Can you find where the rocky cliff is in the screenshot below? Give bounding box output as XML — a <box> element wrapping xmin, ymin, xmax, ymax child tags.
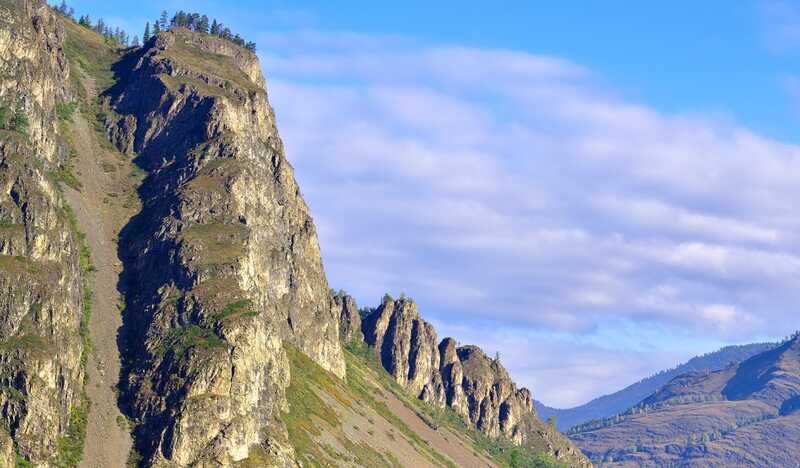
<box><xmin>99</xmin><ymin>27</ymin><xmax>347</xmax><ymax>465</ymax></box>
<box><xmin>0</xmin><ymin>0</ymin><xmax>87</xmax><ymax>464</ymax></box>
<box><xmin>356</xmin><ymin>295</ymin><xmax>591</xmax><ymax>467</ymax></box>
<box><xmin>2</xmin><ymin>4</ymin><xmax>595</xmax><ymax>466</ymax></box>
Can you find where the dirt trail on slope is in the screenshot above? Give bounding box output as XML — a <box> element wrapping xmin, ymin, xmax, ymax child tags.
<box><xmin>62</xmin><ymin>71</ymin><xmax>142</xmax><ymax>468</ymax></box>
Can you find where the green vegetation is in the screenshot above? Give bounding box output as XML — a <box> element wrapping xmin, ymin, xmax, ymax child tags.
<box><xmin>55</xmin><ymin>395</ymin><xmax>90</xmax><ymax>467</ymax></box>
<box><xmin>0</xmin><ymin>335</ymin><xmax>50</xmax><ymax>354</ymax></box>
<box><xmin>57</xmin><ymin>102</ymin><xmax>77</xmax><ymax>122</ymax></box>
<box><xmin>343</xmin><ymin>344</ymin><xmax>455</xmax><ymax>467</ymax></box>
<box><xmin>159</xmin><ymin>10</ymin><xmax>256</xmax><ymax>51</ymax></box>
<box><xmin>52</xmin><ymin>203</ymin><xmax>94</xmax><ymax>468</ymax></box>
<box><xmin>49</xmin><ymin>165</ymin><xmax>82</xmax><ymax>191</ymax></box>
<box><xmin>10</xmin><ymin>110</ymin><xmax>28</xmax><ymax>134</ymax></box>
<box><xmin>0</xmin><ymin>106</ymin><xmax>29</xmax><ymax>134</ymax></box>
<box><xmin>283</xmin><ymin>345</ymin><xmax>409</xmax><ymax>468</ymax></box>
<box><xmin>158</xmin><ymin>325</ymin><xmax>227</xmax><ymax>358</ymax></box>
<box><xmin>15</xmin><ymin>455</ymin><xmax>32</xmax><ymax>468</ymax></box>
<box><xmin>344</xmin><ymin>341</ymin><xmax>567</xmax><ymax>468</ymax></box>
<box><xmin>208</xmin><ymin>299</ymin><xmax>259</xmax><ymax>322</ymax></box>
<box><xmin>63</xmin><ymin>20</ymin><xmax>119</xmax><ymax>91</ymax></box>
<box><xmin>0</xmin><ymin>255</ymin><xmax>43</xmax><ymax>276</ymax></box>
<box><xmin>161</xmin><ymin>36</ymin><xmax>260</xmax><ymax>95</ymax></box>
<box><xmin>57</xmin><ymin>1</ymin><xmax>133</xmax><ymax>47</ymax></box>
<box><xmin>182</xmin><ymin>223</ymin><xmax>249</xmax><ymax>266</ymax></box>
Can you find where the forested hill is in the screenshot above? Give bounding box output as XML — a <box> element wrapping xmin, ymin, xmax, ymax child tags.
<box><xmin>536</xmin><ymin>342</ymin><xmax>776</xmax><ymax>431</ymax></box>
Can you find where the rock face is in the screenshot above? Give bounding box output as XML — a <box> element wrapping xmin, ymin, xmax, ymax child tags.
<box><xmin>362</xmin><ymin>297</ymin><xmax>445</xmax><ymax>403</ymax></box>
<box><xmin>571</xmin><ymin>335</ymin><xmax>800</xmax><ymax>467</ymax></box>
<box><xmin>104</xmin><ymin>28</ymin><xmax>344</xmax><ymax>465</ymax></box>
<box><xmin>0</xmin><ymin>0</ymin><xmax>86</xmax><ymax>463</ymax></box>
<box><xmin>358</xmin><ymin>296</ymin><xmax>591</xmax><ymax>466</ymax></box>
<box><xmin>333</xmin><ymin>291</ymin><xmax>362</xmax><ymax>344</ymax></box>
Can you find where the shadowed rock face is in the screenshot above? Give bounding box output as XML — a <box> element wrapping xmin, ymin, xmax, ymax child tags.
<box><xmin>0</xmin><ymin>0</ymin><xmax>86</xmax><ymax>464</ymax></box>
<box><xmin>357</xmin><ymin>296</ymin><xmax>591</xmax><ymax>467</ymax></box>
<box><xmin>571</xmin><ymin>335</ymin><xmax>800</xmax><ymax>467</ymax></box>
<box><xmin>100</xmin><ymin>27</ymin><xmax>344</xmax><ymax>465</ymax></box>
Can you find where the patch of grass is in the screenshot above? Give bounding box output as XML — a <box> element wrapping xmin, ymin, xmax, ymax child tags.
<box><xmin>15</xmin><ymin>454</ymin><xmax>32</xmax><ymax>468</ymax></box>
<box><xmin>55</xmin><ymin>394</ymin><xmax>90</xmax><ymax>467</ymax></box>
<box><xmin>57</xmin><ymin>102</ymin><xmax>77</xmax><ymax>122</ymax></box>
<box><xmin>283</xmin><ymin>345</ymin><xmax>408</xmax><ymax>467</ymax></box>
<box><xmin>157</xmin><ymin>325</ymin><xmax>228</xmax><ymax>358</ymax></box>
<box><xmin>163</xmin><ymin>34</ymin><xmax>261</xmax><ymax>94</ymax></box>
<box><xmin>208</xmin><ymin>299</ymin><xmax>259</xmax><ymax>322</ymax></box>
<box><xmin>62</xmin><ymin>20</ymin><xmax>118</xmax><ymax>90</ymax></box>
<box><xmin>0</xmin><ymin>335</ymin><xmax>50</xmax><ymax>354</ymax></box>
<box><xmin>49</xmin><ymin>165</ymin><xmax>82</xmax><ymax>191</ymax></box>
<box><xmin>182</xmin><ymin>223</ymin><xmax>249</xmax><ymax>266</ymax></box>
<box><xmin>343</xmin><ymin>346</ymin><xmax>455</xmax><ymax>467</ymax></box>
<box><xmin>234</xmin><ymin>446</ymin><xmax>278</xmax><ymax>467</ymax></box>
<box><xmin>0</xmin><ymin>255</ymin><xmax>47</xmax><ymax>276</ymax></box>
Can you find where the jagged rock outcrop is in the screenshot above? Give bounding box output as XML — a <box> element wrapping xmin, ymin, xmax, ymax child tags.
<box><xmin>333</xmin><ymin>291</ymin><xmax>362</xmax><ymax>344</ymax></box>
<box><xmin>357</xmin><ymin>296</ymin><xmax>591</xmax><ymax>466</ymax></box>
<box><xmin>0</xmin><ymin>0</ymin><xmax>87</xmax><ymax>464</ymax></box>
<box><xmin>103</xmin><ymin>27</ymin><xmax>344</xmax><ymax>465</ymax></box>
<box><xmin>362</xmin><ymin>297</ymin><xmax>446</xmax><ymax>403</ymax></box>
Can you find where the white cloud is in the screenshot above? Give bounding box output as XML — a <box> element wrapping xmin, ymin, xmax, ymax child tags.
<box><xmin>260</xmin><ymin>30</ymin><xmax>800</xmax><ymax>405</ymax></box>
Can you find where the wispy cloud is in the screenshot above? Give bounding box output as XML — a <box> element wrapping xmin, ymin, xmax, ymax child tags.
<box><xmin>257</xmin><ymin>29</ymin><xmax>800</xmax><ymax>407</ymax></box>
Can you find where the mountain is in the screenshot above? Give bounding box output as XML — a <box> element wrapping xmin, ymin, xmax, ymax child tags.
<box><xmin>569</xmin><ymin>334</ymin><xmax>800</xmax><ymax>466</ymax></box>
<box><xmin>536</xmin><ymin>342</ymin><xmax>776</xmax><ymax>431</ymax></box>
<box><xmin>0</xmin><ymin>2</ymin><xmax>588</xmax><ymax>466</ymax></box>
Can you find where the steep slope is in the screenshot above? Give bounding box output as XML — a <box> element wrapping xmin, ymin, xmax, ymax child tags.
<box><xmin>92</xmin><ymin>28</ymin><xmax>347</xmax><ymax>465</ymax></box>
<box><xmin>0</xmin><ymin>1</ymin><xmax>89</xmax><ymax>465</ymax></box>
<box><xmin>570</xmin><ymin>335</ymin><xmax>800</xmax><ymax>466</ymax></box>
<box><xmin>352</xmin><ymin>294</ymin><xmax>591</xmax><ymax>467</ymax></box>
<box><xmin>58</xmin><ymin>18</ymin><xmax>144</xmax><ymax>466</ymax></box>
<box><xmin>536</xmin><ymin>342</ymin><xmax>776</xmax><ymax>431</ymax></box>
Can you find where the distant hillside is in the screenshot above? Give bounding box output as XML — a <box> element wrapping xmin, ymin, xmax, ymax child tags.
<box><xmin>569</xmin><ymin>334</ymin><xmax>800</xmax><ymax>466</ymax></box>
<box><xmin>536</xmin><ymin>342</ymin><xmax>776</xmax><ymax>431</ymax></box>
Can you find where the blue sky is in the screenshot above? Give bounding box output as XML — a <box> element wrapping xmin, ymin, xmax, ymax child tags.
<box><xmin>58</xmin><ymin>0</ymin><xmax>800</xmax><ymax>407</ymax></box>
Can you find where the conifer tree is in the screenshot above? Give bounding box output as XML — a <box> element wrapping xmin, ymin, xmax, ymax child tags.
<box><xmin>159</xmin><ymin>10</ymin><xmax>168</xmax><ymax>31</ymax></box>
<box><xmin>143</xmin><ymin>22</ymin><xmax>151</xmax><ymax>42</ymax></box>
<box><xmin>197</xmin><ymin>15</ymin><xmax>209</xmax><ymax>34</ymax></box>
<box><xmin>132</xmin><ymin>35</ymin><xmax>140</xmax><ymax>47</ymax></box>
<box><xmin>209</xmin><ymin>19</ymin><xmax>220</xmax><ymax>35</ymax></box>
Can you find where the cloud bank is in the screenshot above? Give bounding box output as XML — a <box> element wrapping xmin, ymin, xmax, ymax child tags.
<box><xmin>257</xmin><ymin>31</ymin><xmax>800</xmax><ymax>407</ymax></box>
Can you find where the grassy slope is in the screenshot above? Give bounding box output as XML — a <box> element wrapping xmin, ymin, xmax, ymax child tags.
<box><xmin>244</xmin><ymin>342</ymin><xmax>567</xmax><ymax>468</ymax></box>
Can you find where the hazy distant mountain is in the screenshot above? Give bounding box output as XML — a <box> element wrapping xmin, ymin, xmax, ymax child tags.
<box><xmin>536</xmin><ymin>342</ymin><xmax>776</xmax><ymax>431</ymax></box>
<box><xmin>569</xmin><ymin>334</ymin><xmax>800</xmax><ymax>466</ymax></box>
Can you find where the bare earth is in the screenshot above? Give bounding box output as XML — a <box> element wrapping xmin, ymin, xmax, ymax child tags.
<box><xmin>379</xmin><ymin>389</ymin><xmax>495</xmax><ymax>468</ymax></box>
<box><xmin>62</xmin><ymin>71</ymin><xmax>141</xmax><ymax>467</ymax></box>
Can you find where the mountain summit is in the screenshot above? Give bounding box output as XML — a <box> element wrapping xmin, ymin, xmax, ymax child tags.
<box><xmin>571</xmin><ymin>334</ymin><xmax>800</xmax><ymax>466</ymax></box>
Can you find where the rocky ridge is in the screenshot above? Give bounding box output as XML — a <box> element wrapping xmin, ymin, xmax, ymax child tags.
<box><xmin>536</xmin><ymin>342</ymin><xmax>777</xmax><ymax>432</ymax></box>
<box><xmin>571</xmin><ymin>334</ymin><xmax>800</xmax><ymax>466</ymax></box>
<box><xmin>345</xmin><ymin>294</ymin><xmax>591</xmax><ymax>467</ymax></box>
<box><xmin>0</xmin><ymin>0</ymin><xmax>87</xmax><ymax>464</ymax></box>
